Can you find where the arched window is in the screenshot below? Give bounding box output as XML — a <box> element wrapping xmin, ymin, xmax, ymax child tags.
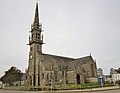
<box><xmin>47</xmin><ymin>73</ymin><xmax>49</xmax><ymax>80</ymax></box>
<box><xmin>54</xmin><ymin>71</ymin><xmax>57</xmax><ymax>82</ymax></box>
<box><xmin>42</xmin><ymin>73</ymin><xmax>44</xmax><ymax>79</ymax></box>
<box><xmin>37</xmin><ymin>45</ymin><xmax>39</xmax><ymax>50</ymax></box>
<box><xmin>50</xmin><ymin>72</ymin><xmax>53</xmax><ymax>79</ymax></box>
<box><xmin>62</xmin><ymin>71</ymin><xmax>64</xmax><ymax>78</ymax></box>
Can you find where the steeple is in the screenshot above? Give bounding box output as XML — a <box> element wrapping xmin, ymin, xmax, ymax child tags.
<box><xmin>27</xmin><ymin>1</ymin><xmax>44</xmax><ymax>86</ymax></box>
<box><xmin>32</xmin><ymin>2</ymin><xmax>40</xmax><ymax>30</ymax></box>
<box><xmin>29</xmin><ymin>2</ymin><xmax>43</xmax><ymax>45</ymax></box>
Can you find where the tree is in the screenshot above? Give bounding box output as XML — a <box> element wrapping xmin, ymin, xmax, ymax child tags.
<box><xmin>0</xmin><ymin>66</ymin><xmax>23</xmax><ymax>85</ymax></box>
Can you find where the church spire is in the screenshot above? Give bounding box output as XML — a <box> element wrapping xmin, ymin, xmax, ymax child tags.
<box><xmin>29</xmin><ymin>1</ymin><xmax>43</xmax><ymax>45</ymax></box>
<box><xmin>32</xmin><ymin>2</ymin><xmax>40</xmax><ymax>30</ymax></box>
<box><xmin>27</xmin><ymin>1</ymin><xmax>44</xmax><ymax>86</ymax></box>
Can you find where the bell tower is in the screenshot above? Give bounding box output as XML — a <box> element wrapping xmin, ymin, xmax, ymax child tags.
<box><xmin>27</xmin><ymin>2</ymin><xmax>43</xmax><ymax>86</ymax></box>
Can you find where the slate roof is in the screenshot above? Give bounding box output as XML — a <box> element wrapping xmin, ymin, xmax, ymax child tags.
<box><xmin>77</xmin><ymin>56</ymin><xmax>93</xmax><ymax>64</ymax></box>
<box><xmin>41</xmin><ymin>53</ymin><xmax>94</xmax><ymax>71</ymax></box>
<box><xmin>43</xmin><ymin>53</ymin><xmax>75</xmax><ymax>63</ymax></box>
<box><xmin>64</xmin><ymin>56</ymin><xmax>93</xmax><ymax>71</ymax></box>
<box><xmin>41</xmin><ymin>53</ymin><xmax>75</xmax><ymax>70</ymax></box>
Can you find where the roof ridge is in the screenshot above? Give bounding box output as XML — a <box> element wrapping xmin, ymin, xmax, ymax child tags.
<box><xmin>76</xmin><ymin>55</ymin><xmax>91</xmax><ymax>59</ymax></box>
<box><xmin>43</xmin><ymin>53</ymin><xmax>75</xmax><ymax>60</ymax></box>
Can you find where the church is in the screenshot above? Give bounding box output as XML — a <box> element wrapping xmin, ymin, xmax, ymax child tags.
<box><xmin>26</xmin><ymin>2</ymin><xmax>98</xmax><ymax>86</ymax></box>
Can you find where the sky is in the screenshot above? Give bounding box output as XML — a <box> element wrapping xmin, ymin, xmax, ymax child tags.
<box><xmin>0</xmin><ymin>0</ymin><xmax>120</xmax><ymax>77</ymax></box>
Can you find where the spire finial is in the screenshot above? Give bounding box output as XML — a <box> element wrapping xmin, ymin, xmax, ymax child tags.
<box><xmin>90</xmin><ymin>53</ymin><xmax>91</xmax><ymax>56</ymax></box>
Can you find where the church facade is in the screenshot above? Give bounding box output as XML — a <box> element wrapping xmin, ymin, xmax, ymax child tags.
<box><xmin>26</xmin><ymin>2</ymin><xmax>98</xmax><ymax>86</ymax></box>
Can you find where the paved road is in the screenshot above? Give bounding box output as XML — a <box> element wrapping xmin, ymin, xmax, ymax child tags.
<box><xmin>0</xmin><ymin>89</ymin><xmax>120</xmax><ymax>93</ymax></box>
<box><xmin>91</xmin><ymin>89</ymin><xmax>120</xmax><ymax>93</ymax></box>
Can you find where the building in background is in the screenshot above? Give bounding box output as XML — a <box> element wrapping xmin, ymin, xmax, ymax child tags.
<box><xmin>104</xmin><ymin>75</ymin><xmax>112</xmax><ymax>84</ymax></box>
<box><xmin>110</xmin><ymin>68</ymin><xmax>116</xmax><ymax>75</ymax></box>
<box><xmin>112</xmin><ymin>74</ymin><xmax>120</xmax><ymax>84</ymax></box>
<box><xmin>97</xmin><ymin>68</ymin><xmax>103</xmax><ymax>76</ymax></box>
<box><xmin>97</xmin><ymin>68</ymin><xmax>105</xmax><ymax>86</ymax></box>
<box><xmin>110</xmin><ymin>68</ymin><xmax>120</xmax><ymax>85</ymax></box>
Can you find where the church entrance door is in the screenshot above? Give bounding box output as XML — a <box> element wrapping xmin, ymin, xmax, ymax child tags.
<box><xmin>76</xmin><ymin>74</ymin><xmax>80</xmax><ymax>84</ymax></box>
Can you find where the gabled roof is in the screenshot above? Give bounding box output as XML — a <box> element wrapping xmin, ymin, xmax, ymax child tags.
<box><xmin>43</xmin><ymin>53</ymin><xmax>75</xmax><ymax>63</ymax></box>
<box><xmin>77</xmin><ymin>56</ymin><xmax>93</xmax><ymax>64</ymax></box>
<box><xmin>41</xmin><ymin>53</ymin><xmax>75</xmax><ymax>71</ymax></box>
<box><xmin>41</xmin><ymin>53</ymin><xmax>94</xmax><ymax>71</ymax></box>
<box><xmin>65</xmin><ymin>56</ymin><xmax>93</xmax><ymax>71</ymax></box>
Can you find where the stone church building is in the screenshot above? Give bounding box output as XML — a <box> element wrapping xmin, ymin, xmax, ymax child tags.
<box><xmin>26</xmin><ymin>2</ymin><xmax>98</xmax><ymax>86</ymax></box>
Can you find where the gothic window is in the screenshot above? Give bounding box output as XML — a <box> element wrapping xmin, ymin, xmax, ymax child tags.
<box><xmin>36</xmin><ymin>33</ymin><xmax>40</xmax><ymax>39</ymax></box>
<box><xmin>37</xmin><ymin>45</ymin><xmax>39</xmax><ymax>50</ymax></box>
<box><xmin>37</xmin><ymin>33</ymin><xmax>40</xmax><ymax>39</ymax></box>
<box><xmin>36</xmin><ymin>33</ymin><xmax>37</xmax><ymax>39</ymax></box>
<box><xmin>50</xmin><ymin>72</ymin><xmax>53</xmax><ymax>79</ymax></box>
<box><xmin>47</xmin><ymin>73</ymin><xmax>49</xmax><ymax>80</ymax></box>
<box><xmin>42</xmin><ymin>73</ymin><xmax>44</xmax><ymax>79</ymax></box>
<box><xmin>62</xmin><ymin>71</ymin><xmax>64</xmax><ymax>78</ymax></box>
<box><xmin>54</xmin><ymin>71</ymin><xmax>57</xmax><ymax>82</ymax></box>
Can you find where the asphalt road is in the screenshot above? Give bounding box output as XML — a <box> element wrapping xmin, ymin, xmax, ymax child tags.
<box><xmin>92</xmin><ymin>89</ymin><xmax>120</xmax><ymax>93</ymax></box>
<box><xmin>0</xmin><ymin>89</ymin><xmax>120</xmax><ymax>93</ymax></box>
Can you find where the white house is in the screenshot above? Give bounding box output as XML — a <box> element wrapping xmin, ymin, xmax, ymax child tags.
<box><xmin>112</xmin><ymin>74</ymin><xmax>120</xmax><ymax>84</ymax></box>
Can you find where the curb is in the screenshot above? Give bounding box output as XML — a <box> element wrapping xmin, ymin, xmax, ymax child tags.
<box><xmin>40</xmin><ymin>87</ymin><xmax>120</xmax><ymax>92</ymax></box>
<box><xmin>2</xmin><ymin>86</ymin><xmax>120</xmax><ymax>92</ymax></box>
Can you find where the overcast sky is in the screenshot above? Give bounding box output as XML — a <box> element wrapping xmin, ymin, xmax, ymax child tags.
<box><xmin>0</xmin><ymin>0</ymin><xmax>120</xmax><ymax>77</ymax></box>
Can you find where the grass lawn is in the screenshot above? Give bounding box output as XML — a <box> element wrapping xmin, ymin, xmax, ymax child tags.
<box><xmin>4</xmin><ymin>83</ymin><xmax>114</xmax><ymax>91</ymax></box>
<box><xmin>58</xmin><ymin>83</ymin><xmax>114</xmax><ymax>90</ymax></box>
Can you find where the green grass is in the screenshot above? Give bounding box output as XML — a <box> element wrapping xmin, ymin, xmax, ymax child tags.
<box><xmin>4</xmin><ymin>83</ymin><xmax>114</xmax><ymax>91</ymax></box>
<box><xmin>57</xmin><ymin>83</ymin><xmax>114</xmax><ymax>90</ymax></box>
<box><xmin>4</xmin><ymin>85</ymin><xmax>31</xmax><ymax>91</ymax></box>
<box><xmin>59</xmin><ymin>83</ymin><xmax>100</xmax><ymax>90</ymax></box>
